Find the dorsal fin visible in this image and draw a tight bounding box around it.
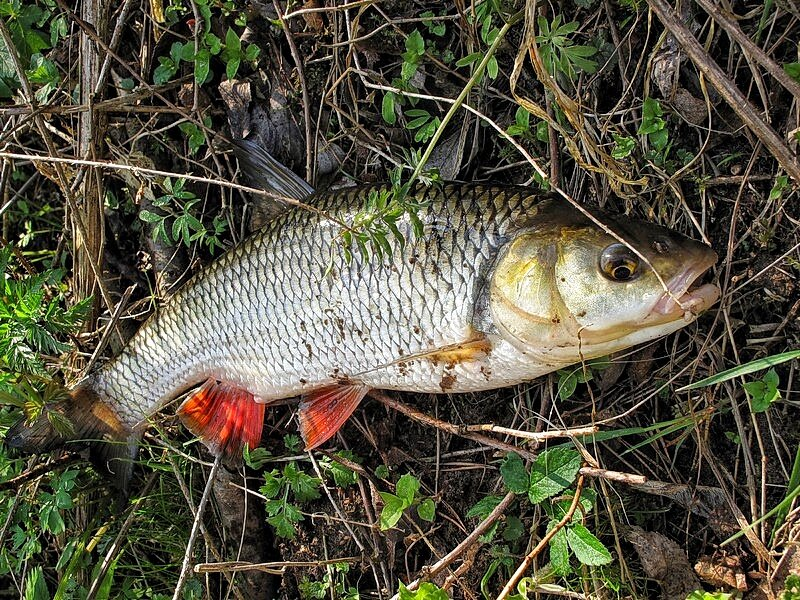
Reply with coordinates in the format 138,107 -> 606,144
232,139 -> 315,202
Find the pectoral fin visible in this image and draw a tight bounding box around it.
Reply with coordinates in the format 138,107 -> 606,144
298,384 -> 370,450
178,379 -> 266,461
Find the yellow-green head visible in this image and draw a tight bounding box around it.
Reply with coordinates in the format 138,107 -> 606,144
491,198 -> 720,364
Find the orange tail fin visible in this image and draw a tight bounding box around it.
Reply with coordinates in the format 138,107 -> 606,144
6,384 -> 138,491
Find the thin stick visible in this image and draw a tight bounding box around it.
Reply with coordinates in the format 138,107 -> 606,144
579,467 -> 646,485
464,424 -> 597,441
369,391 -> 537,461
173,454 -> 222,600
497,476 -> 586,600
392,491 -> 516,597
194,556 -> 362,574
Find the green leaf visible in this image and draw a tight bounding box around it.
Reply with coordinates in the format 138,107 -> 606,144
24,566 -> 49,600
284,461 -> 321,502
783,62 -> 800,83
417,498 -> 435,522
381,92 -> 397,125
396,473 -> 420,505
225,27 -> 241,53
611,133 -> 635,159
679,350 -> 800,391
486,56 -> 498,79
528,447 -> 582,504
398,581 -> 449,599
500,453 -> 528,493
549,526 -> 571,575
455,52 -> 481,67
268,512 -> 297,539
745,368 -> 781,413
565,523 -> 612,565
466,495 -> 502,519
557,370 -> 578,400
405,29 -> 424,56
260,469 -> 283,498
379,492 -> 406,529
194,47 -> 210,83
502,515 -> 524,541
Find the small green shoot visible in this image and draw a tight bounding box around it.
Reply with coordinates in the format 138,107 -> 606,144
338,179 -> 428,265
555,359 -> 608,401
178,116 -> 212,156
685,591 -> 738,600
299,562 -> 359,600
319,450 -> 360,487
784,62 -> 800,83
379,473 -> 436,530
744,367 -> 781,413
782,574 -> 800,599
769,175 -> 789,202
638,97 -> 670,157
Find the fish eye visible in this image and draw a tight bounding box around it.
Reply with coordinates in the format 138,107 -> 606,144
600,244 -> 640,282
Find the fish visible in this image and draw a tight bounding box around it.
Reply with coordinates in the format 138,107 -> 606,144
7,141 -> 720,487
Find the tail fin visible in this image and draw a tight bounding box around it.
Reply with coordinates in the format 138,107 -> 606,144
6,384 -> 138,491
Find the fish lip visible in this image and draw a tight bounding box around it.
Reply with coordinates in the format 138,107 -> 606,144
650,254 -> 720,320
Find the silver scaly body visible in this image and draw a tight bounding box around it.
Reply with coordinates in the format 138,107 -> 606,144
90,184 -> 556,430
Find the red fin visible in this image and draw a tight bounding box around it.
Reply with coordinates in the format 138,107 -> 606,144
178,379 -> 265,461
298,384 -> 369,450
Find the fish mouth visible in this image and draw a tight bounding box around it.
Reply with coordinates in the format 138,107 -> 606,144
650,258 -> 720,323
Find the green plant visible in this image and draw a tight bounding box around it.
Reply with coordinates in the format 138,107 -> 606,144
152,16 -> 258,86
397,581 -> 449,599
0,246 -> 91,377
685,591 -> 739,599
744,367 -> 781,413
555,358 -> 609,401
782,574 -> 800,599
611,133 -> 636,159
299,562 -> 359,600
178,116 -> 212,155
471,449 -> 611,586
260,460 -> 321,539
379,473 -> 436,530
138,177 -> 228,253
638,97 -> 670,155
338,176 -> 427,265
319,450 -> 360,487
535,15 -> 598,81
0,0 -> 66,98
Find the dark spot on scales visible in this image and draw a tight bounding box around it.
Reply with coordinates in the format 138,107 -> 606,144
440,372 -> 456,391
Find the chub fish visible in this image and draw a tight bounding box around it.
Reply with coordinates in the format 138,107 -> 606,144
8,141 -> 720,486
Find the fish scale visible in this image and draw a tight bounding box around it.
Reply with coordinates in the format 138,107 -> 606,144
89,184 -> 534,429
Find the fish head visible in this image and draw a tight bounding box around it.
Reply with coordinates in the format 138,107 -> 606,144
490,199 -> 720,364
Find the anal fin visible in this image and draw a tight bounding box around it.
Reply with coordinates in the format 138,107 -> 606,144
178,379 -> 265,461
298,383 -> 370,450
